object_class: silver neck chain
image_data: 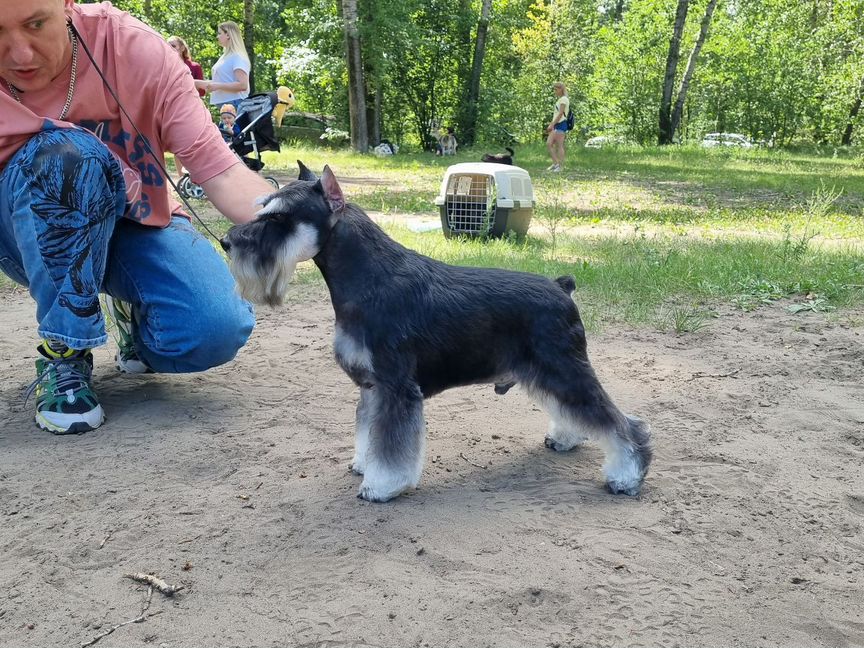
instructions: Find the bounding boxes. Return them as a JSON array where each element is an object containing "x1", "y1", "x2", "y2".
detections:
[{"x1": 5, "y1": 24, "x2": 78, "y2": 121}]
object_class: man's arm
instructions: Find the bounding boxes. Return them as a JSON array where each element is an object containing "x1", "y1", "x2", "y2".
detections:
[{"x1": 200, "y1": 161, "x2": 276, "y2": 225}]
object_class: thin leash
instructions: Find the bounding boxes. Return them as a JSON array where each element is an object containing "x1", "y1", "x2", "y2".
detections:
[{"x1": 68, "y1": 22, "x2": 223, "y2": 242}]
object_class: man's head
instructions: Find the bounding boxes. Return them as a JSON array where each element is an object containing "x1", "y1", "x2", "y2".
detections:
[{"x1": 0, "y1": 0, "x2": 75, "y2": 93}]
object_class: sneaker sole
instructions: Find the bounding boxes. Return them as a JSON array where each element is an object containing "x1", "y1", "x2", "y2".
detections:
[
  {"x1": 36, "y1": 407, "x2": 105, "y2": 435},
  {"x1": 115, "y1": 352, "x2": 153, "y2": 374}
]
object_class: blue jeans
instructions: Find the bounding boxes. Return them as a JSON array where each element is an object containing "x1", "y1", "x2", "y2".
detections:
[{"x1": 0, "y1": 128, "x2": 254, "y2": 373}]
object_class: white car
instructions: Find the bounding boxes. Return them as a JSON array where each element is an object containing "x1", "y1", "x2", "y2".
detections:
[
  {"x1": 585, "y1": 135, "x2": 627, "y2": 148},
  {"x1": 701, "y1": 132, "x2": 753, "y2": 148}
]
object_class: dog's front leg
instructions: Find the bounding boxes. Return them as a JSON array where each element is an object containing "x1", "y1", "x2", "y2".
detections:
[
  {"x1": 357, "y1": 381, "x2": 426, "y2": 503},
  {"x1": 350, "y1": 387, "x2": 373, "y2": 475}
]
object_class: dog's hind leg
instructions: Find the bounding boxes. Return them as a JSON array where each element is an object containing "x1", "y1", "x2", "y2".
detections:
[
  {"x1": 357, "y1": 381, "x2": 426, "y2": 503},
  {"x1": 525, "y1": 361, "x2": 652, "y2": 496},
  {"x1": 349, "y1": 387, "x2": 373, "y2": 475}
]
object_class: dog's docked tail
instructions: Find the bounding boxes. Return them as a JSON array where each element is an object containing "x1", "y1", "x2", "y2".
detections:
[{"x1": 554, "y1": 275, "x2": 575, "y2": 295}]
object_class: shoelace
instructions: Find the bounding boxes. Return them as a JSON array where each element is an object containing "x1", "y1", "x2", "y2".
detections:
[{"x1": 23, "y1": 355, "x2": 91, "y2": 405}]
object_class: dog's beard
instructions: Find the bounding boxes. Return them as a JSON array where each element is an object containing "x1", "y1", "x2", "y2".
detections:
[
  {"x1": 229, "y1": 223, "x2": 321, "y2": 307},
  {"x1": 231, "y1": 254, "x2": 296, "y2": 307}
]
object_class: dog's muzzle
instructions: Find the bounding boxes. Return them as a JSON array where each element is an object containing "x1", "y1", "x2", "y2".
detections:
[{"x1": 219, "y1": 237, "x2": 231, "y2": 253}]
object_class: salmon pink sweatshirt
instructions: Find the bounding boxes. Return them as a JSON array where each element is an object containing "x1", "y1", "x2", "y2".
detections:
[{"x1": 0, "y1": 2, "x2": 238, "y2": 227}]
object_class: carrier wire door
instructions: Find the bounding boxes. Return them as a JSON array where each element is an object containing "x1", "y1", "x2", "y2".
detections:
[{"x1": 445, "y1": 173, "x2": 498, "y2": 236}]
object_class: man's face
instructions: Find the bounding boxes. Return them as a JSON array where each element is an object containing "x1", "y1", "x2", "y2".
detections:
[{"x1": 0, "y1": 0, "x2": 74, "y2": 93}]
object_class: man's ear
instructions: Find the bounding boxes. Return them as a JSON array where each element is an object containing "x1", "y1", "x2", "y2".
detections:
[
  {"x1": 297, "y1": 160, "x2": 318, "y2": 181},
  {"x1": 320, "y1": 165, "x2": 345, "y2": 214}
]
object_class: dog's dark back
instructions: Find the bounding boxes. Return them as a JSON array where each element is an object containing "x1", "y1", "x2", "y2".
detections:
[{"x1": 481, "y1": 147, "x2": 514, "y2": 165}]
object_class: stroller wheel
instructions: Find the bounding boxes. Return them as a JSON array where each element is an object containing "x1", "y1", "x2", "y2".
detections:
[
  {"x1": 187, "y1": 181, "x2": 207, "y2": 199},
  {"x1": 265, "y1": 176, "x2": 280, "y2": 190},
  {"x1": 176, "y1": 174, "x2": 191, "y2": 200}
]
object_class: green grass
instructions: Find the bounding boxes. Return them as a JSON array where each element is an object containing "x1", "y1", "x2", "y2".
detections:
[
  {"x1": 3, "y1": 142, "x2": 863, "y2": 332},
  {"x1": 386, "y1": 226, "x2": 864, "y2": 331}
]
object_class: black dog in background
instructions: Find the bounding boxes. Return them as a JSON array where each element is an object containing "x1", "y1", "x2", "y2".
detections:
[
  {"x1": 220, "y1": 162, "x2": 652, "y2": 503},
  {"x1": 481, "y1": 147, "x2": 514, "y2": 164}
]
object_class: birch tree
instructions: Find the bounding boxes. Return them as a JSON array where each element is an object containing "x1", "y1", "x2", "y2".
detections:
[
  {"x1": 669, "y1": 0, "x2": 720, "y2": 139},
  {"x1": 658, "y1": 0, "x2": 690, "y2": 144}
]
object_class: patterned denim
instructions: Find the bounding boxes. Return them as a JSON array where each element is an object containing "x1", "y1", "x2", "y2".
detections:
[
  {"x1": 0, "y1": 128, "x2": 125, "y2": 348},
  {"x1": 0, "y1": 128, "x2": 255, "y2": 373}
]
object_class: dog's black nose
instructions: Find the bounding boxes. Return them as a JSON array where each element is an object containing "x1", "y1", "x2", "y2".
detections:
[{"x1": 219, "y1": 237, "x2": 231, "y2": 253}]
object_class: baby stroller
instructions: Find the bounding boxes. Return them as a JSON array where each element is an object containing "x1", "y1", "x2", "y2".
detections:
[{"x1": 177, "y1": 91, "x2": 283, "y2": 200}]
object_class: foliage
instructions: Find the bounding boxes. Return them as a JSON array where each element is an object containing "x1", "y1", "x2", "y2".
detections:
[{"x1": 104, "y1": 0, "x2": 864, "y2": 147}]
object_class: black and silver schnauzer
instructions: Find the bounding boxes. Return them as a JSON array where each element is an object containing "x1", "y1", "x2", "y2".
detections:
[{"x1": 220, "y1": 163, "x2": 652, "y2": 503}]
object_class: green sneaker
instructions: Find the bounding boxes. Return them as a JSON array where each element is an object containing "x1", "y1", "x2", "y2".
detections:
[
  {"x1": 103, "y1": 296, "x2": 152, "y2": 374},
  {"x1": 26, "y1": 340, "x2": 105, "y2": 434}
]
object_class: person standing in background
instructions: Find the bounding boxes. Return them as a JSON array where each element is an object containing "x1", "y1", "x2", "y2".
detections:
[
  {"x1": 167, "y1": 35, "x2": 205, "y2": 98},
  {"x1": 167, "y1": 35, "x2": 204, "y2": 178},
  {"x1": 195, "y1": 21, "x2": 250, "y2": 112},
  {"x1": 545, "y1": 82, "x2": 569, "y2": 172}
]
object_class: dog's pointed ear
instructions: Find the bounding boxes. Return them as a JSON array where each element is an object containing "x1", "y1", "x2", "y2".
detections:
[
  {"x1": 320, "y1": 165, "x2": 345, "y2": 214},
  {"x1": 297, "y1": 160, "x2": 318, "y2": 181}
]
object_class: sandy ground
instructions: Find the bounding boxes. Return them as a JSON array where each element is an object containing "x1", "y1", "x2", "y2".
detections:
[{"x1": 1, "y1": 280, "x2": 864, "y2": 648}]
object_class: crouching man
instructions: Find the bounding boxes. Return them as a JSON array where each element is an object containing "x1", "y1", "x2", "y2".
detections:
[{"x1": 0, "y1": 0, "x2": 275, "y2": 433}]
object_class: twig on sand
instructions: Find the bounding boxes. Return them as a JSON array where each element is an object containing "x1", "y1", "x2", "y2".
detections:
[
  {"x1": 98, "y1": 533, "x2": 111, "y2": 549},
  {"x1": 80, "y1": 587, "x2": 162, "y2": 648},
  {"x1": 459, "y1": 452, "x2": 486, "y2": 469},
  {"x1": 685, "y1": 368, "x2": 740, "y2": 381},
  {"x1": 123, "y1": 572, "x2": 183, "y2": 596}
]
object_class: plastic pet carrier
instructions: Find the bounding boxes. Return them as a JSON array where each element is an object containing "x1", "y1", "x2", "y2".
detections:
[{"x1": 434, "y1": 163, "x2": 535, "y2": 239}]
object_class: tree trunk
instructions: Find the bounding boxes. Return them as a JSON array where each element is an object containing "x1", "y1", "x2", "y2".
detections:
[
  {"x1": 373, "y1": 84, "x2": 383, "y2": 145},
  {"x1": 341, "y1": 0, "x2": 368, "y2": 152},
  {"x1": 658, "y1": 0, "x2": 690, "y2": 145},
  {"x1": 459, "y1": 0, "x2": 493, "y2": 147},
  {"x1": 841, "y1": 75, "x2": 864, "y2": 145},
  {"x1": 243, "y1": 0, "x2": 256, "y2": 94},
  {"x1": 669, "y1": 0, "x2": 719, "y2": 138}
]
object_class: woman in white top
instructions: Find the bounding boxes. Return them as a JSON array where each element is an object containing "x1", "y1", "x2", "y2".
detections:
[
  {"x1": 545, "y1": 81, "x2": 569, "y2": 172},
  {"x1": 195, "y1": 21, "x2": 250, "y2": 111}
]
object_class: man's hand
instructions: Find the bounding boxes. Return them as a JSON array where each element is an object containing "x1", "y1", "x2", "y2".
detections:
[{"x1": 200, "y1": 161, "x2": 277, "y2": 225}]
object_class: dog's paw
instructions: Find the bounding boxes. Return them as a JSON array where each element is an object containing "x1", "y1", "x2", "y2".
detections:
[
  {"x1": 606, "y1": 479, "x2": 643, "y2": 497},
  {"x1": 348, "y1": 458, "x2": 365, "y2": 475},
  {"x1": 544, "y1": 435, "x2": 586, "y2": 452},
  {"x1": 356, "y1": 470, "x2": 416, "y2": 503},
  {"x1": 356, "y1": 483, "x2": 402, "y2": 503}
]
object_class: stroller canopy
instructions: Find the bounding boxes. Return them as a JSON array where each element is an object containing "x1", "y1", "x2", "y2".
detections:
[{"x1": 233, "y1": 92, "x2": 281, "y2": 155}]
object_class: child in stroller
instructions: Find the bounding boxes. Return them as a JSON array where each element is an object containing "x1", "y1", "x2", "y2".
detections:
[
  {"x1": 218, "y1": 103, "x2": 241, "y2": 142},
  {"x1": 177, "y1": 91, "x2": 289, "y2": 200}
]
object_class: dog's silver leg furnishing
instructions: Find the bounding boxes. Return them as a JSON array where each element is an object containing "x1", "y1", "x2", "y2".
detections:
[
  {"x1": 357, "y1": 381, "x2": 426, "y2": 502},
  {"x1": 350, "y1": 386, "x2": 373, "y2": 475}
]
